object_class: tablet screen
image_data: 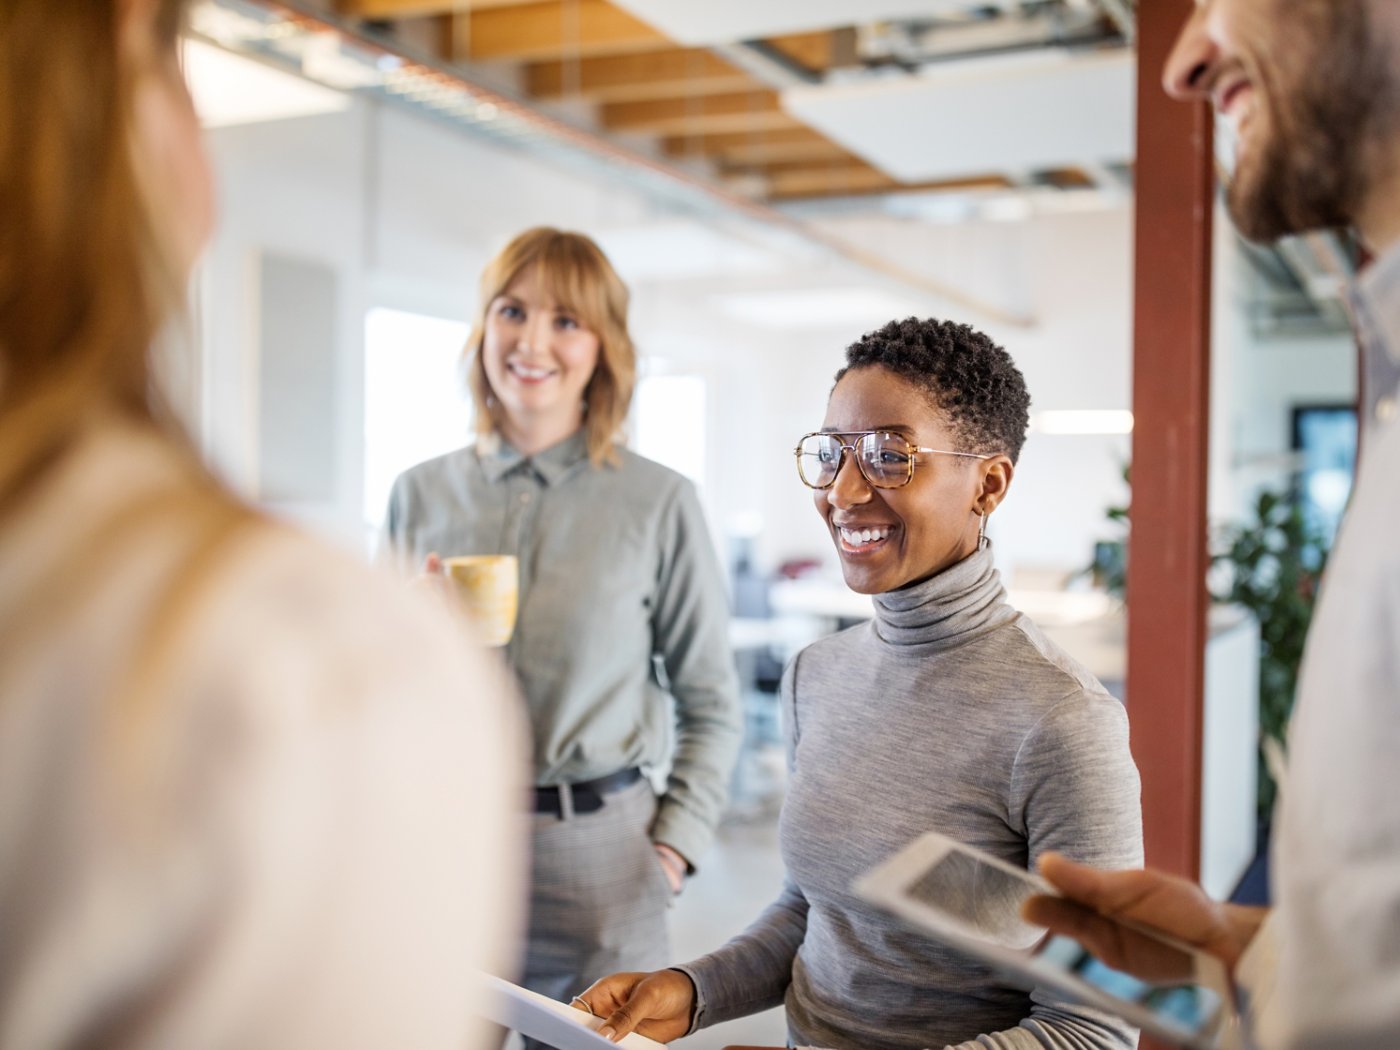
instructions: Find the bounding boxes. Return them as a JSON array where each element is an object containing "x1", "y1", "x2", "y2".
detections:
[
  {"x1": 904, "y1": 851, "x2": 1044, "y2": 946},
  {"x1": 903, "y1": 852, "x2": 1220, "y2": 1036},
  {"x1": 1031, "y1": 912, "x2": 1221, "y2": 1037}
]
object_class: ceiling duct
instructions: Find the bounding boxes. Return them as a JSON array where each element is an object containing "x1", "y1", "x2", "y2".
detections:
[{"x1": 852, "y1": 4, "x2": 1124, "y2": 70}]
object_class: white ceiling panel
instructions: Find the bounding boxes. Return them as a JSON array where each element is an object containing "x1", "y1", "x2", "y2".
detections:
[
  {"x1": 781, "y1": 51, "x2": 1135, "y2": 183},
  {"x1": 608, "y1": 0, "x2": 977, "y2": 46}
]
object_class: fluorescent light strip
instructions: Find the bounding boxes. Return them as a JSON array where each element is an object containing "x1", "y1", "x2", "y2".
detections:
[{"x1": 1032, "y1": 410, "x2": 1134, "y2": 436}]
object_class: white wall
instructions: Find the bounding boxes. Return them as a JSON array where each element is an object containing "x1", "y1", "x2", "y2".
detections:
[{"x1": 201, "y1": 105, "x2": 369, "y2": 541}]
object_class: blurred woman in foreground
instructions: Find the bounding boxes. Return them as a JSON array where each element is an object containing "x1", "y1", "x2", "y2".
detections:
[{"x1": 0, "y1": 2, "x2": 523, "y2": 1046}]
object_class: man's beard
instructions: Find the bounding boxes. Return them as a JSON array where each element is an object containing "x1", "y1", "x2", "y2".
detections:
[{"x1": 1227, "y1": 4, "x2": 1389, "y2": 242}]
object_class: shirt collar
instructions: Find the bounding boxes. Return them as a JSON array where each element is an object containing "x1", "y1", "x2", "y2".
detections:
[
  {"x1": 1352, "y1": 241, "x2": 1400, "y2": 369},
  {"x1": 476, "y1": 429, "x2": 591, "y2": 485}
]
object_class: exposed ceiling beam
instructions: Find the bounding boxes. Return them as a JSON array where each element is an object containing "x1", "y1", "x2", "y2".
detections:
[
  {"x1": 339, "y1": 0, "x2": 539, "y2": 16},
  {"x1": 601, "y1": 91, "x2": 796, "y2": 135},
  {"x1": 767, "y1": 170, "x2": 1011, "y2": 202},
  {"x1": 526, "y1": 48, "x2": 753, "y2": 102},
  {"x1": 712, "y1": 139, "x2": 852, "y2": 168},
  {"x1": 711, "y1": 40, "x2": 819, "y2": 88},
  {"x1": 764, "y1": 31, "x2": 839, "y2": 73},
  {"x1": 666, "y1": 126, "x2": 840, "y2": 158},
  {"x1": 441, "y1": 0, "x2": 667, "y2": 63},
  {"x1": 762, "y1": 161, "x2": 900, "y2": 200}
]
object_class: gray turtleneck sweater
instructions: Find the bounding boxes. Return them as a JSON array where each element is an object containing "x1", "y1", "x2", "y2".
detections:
[{"x1": 676, "y1": 547, "x2": 1143, "y2": 1050}]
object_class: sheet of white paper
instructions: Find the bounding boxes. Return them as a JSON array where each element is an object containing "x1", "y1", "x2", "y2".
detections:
[{"x1": 477, "y1": 974, "x2": 668, "y2": 1050}]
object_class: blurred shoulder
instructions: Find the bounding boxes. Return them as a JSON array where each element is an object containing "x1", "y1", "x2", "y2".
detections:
[{"x1": 184, "y1": 520, "x2": 518, "y2": 734}]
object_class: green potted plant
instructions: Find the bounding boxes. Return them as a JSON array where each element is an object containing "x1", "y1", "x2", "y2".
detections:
[
  {"x1": 1210, "y1": 486, "x2": 1329, "y2": 818},
  {"x1": 1086, "y1": 473, "x2": 1330, "y2": 819}
]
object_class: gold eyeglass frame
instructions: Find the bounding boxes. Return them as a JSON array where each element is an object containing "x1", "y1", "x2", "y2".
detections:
[{"x1": 793, "y1": 430, "x2": 992, "y2": 490}]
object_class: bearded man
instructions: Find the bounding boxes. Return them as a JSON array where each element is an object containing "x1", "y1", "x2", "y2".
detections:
[{"x1": 1028, "y1": 2, "x2": 1400, "y2": 1049}]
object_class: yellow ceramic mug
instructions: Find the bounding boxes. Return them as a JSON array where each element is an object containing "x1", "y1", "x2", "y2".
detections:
[{"x1": 443, "y1": 555, "x2": 518, "y2": 647}]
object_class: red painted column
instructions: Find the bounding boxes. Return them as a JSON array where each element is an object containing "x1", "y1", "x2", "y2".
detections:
[{"x1": 1128, "y1": 0, "x2": 1214, "y2": 904}]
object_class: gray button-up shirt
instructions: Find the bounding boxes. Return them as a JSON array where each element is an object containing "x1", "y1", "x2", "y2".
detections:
[{"x1": 383, "y1": 432, "x2": 742, "y2": 864}]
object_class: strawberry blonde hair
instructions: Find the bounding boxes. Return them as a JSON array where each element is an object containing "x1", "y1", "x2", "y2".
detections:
[
  {"x1": 0, "y1": 0, "x2": 253, "y2": 790},
  {"x1": 0, "y1": 0, "x2": 211, "y2": 505},
  {"x1": 466, "y1": 227, "x2": 636, "y2": 466}
]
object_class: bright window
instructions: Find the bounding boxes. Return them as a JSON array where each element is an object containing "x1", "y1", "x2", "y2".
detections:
[
  {"x1": 363, "y1": 308, "x2": 472, "y2": 535},
  {"x1": 634, "y1": 374, "x2": 706, "y2": 488}
]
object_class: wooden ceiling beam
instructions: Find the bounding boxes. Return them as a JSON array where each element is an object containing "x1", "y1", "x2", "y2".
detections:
[
  {"x1": 765, "y1": 166, "x2": 1010, "y2": 201},
  {"x1": 762, "y1": 161, "x2": 896, "y2": 199},
  {"x1": 710, "y1": 137, "x2": 853, "y2": 167},
  {"x1": 662, "y1": 126, "x2": 832, "y2": 156},
  {"x1": 340, "y1": 0, "x2": 538, "y2": 16},
  {"x1": 601, "y1": 91, "x2": 798, "y2": 135},
  {"x1": 439, "y1": 0, "x2": 668, "y2": 63},
  {"x1": 526, "y1": 49, "x2": 754, "y2": 102},
  {"x1": 764, "y1": 31, "x2": 838, "y2": 73}
]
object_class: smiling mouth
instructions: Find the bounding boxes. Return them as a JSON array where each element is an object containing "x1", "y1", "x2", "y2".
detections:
[
  {"x1": 1215, "y1": 79, "x2": 1254, "y2": 125},
  {"x1": 508, "y1": 361, "x2": 557, "y2": 383},
  {"x1": 837, "y1": 525, "x2": 893, "y2": 554}
]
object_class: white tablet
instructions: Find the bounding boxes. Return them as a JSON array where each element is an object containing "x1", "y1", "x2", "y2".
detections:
[
  {"x1": 477, "y1": 974, "x2": 669, "y2": 1050},
  {"x1": 854, "y1": 831, "x2": 1241, "y2": 1050}
]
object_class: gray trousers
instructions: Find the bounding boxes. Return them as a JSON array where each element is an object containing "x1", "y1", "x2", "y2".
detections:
[{"x1": 523, "y1": 777, "x2": 673, "y2": 1012}]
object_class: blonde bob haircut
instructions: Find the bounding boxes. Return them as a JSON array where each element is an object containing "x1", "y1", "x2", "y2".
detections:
[{"x1": 466, "y1": 227, "x2": 635, "y2": 467}]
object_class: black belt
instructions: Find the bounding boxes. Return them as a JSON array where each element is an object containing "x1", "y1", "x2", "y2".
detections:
[{"x1": 533, "y1": 767, "x2": 643, "y2": 817}]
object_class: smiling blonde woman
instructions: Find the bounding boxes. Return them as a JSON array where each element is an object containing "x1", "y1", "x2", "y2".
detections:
[{"x1": 382, "y1": 227, "x2": 742, "y2": 1031}]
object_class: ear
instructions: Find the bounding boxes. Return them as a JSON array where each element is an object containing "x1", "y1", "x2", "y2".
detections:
[{"x1": 976, "y1": 455, "x2": 1014, "y2": 516}]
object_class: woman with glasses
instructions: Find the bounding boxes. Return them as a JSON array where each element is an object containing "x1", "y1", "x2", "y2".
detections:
[
  {"x1": 0, "y1": 1, "x2": 522, "y2": 1044},
  {"x1": 381, "y1": 228, "x2": 742, "y2": 1021},
  {"x1": 576, "y1": 317, "x2": 1143, "y2": 1050}
]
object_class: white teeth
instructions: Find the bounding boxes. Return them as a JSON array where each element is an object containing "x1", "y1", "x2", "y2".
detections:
[
  {"x1": 841, "y1": 526, "x2": 890, "y2": 546},
  {"x1": 511, "y1": 362, "x2": 552, "y2": 379}
]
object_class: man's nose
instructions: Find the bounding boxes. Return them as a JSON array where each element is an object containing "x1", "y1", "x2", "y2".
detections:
[{"x1": 1162, "y1": 5, "x2": 1217, "y2": 102}]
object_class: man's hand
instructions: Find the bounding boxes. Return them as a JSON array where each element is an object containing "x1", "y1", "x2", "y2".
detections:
[{"x1": 1023, "y1": 852, "x2": 1267, "y2": 975}]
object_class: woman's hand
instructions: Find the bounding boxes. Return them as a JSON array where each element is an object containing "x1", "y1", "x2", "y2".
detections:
[
  {"x1": 653, "y1": 843, "x2": 688, "y2": 895},
  {"x1": 411, "y1": 552, "x2": 448, "y2": 598},
  {"x1": 572, "y1": 968, "x2": 696, "y2": 1043},
  {"x1": 1023, "y1": 852, "x2": 1268, "y2": 975}
]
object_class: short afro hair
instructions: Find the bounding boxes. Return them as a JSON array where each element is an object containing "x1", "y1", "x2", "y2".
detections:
[{"x1": 835, "y1": 317, "x2": 1031, "y2": 464}]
